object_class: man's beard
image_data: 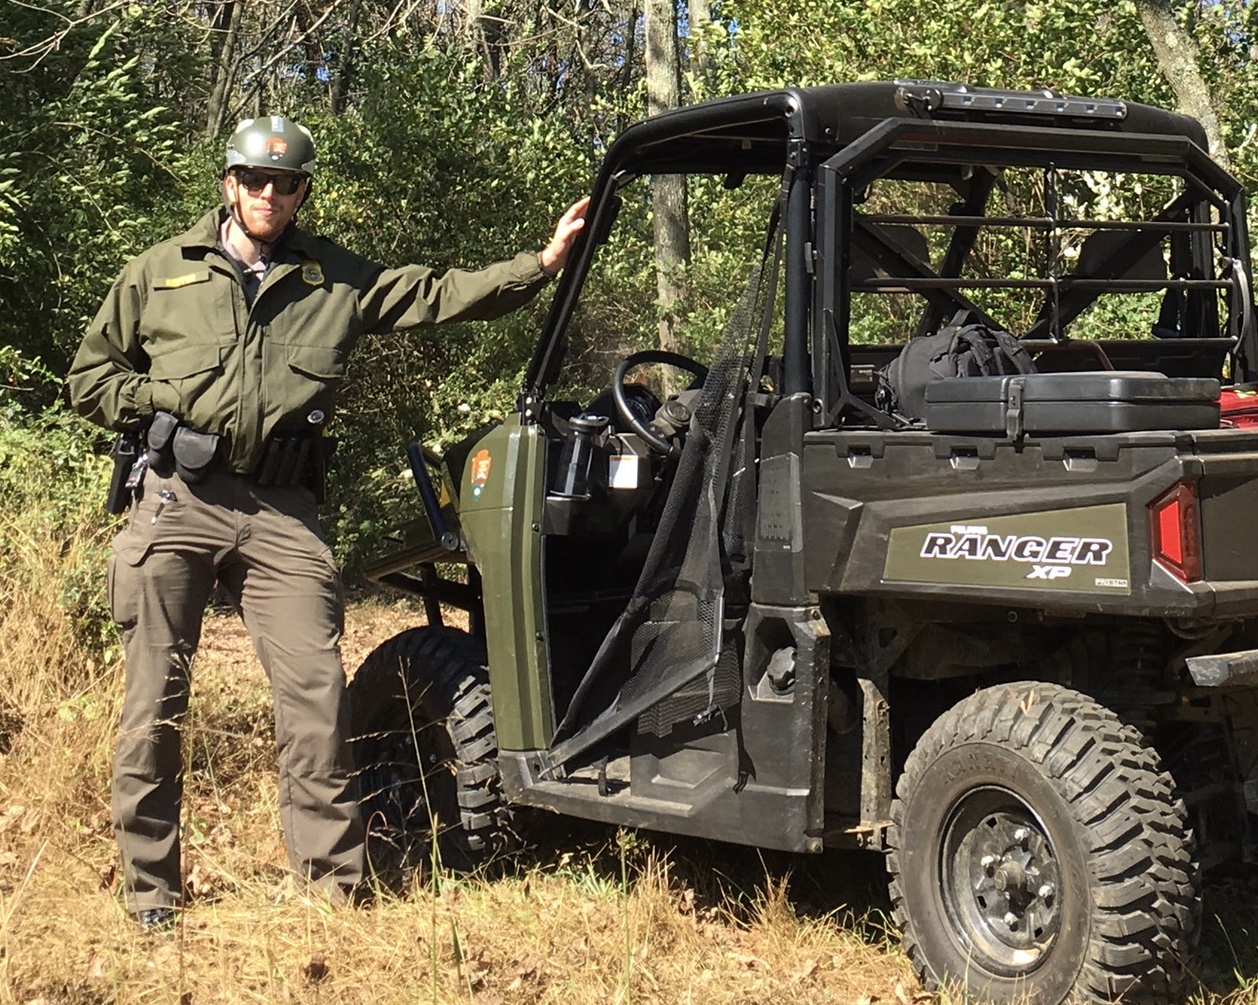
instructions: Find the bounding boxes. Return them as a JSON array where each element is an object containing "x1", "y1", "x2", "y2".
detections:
[{"x1": 247, "y1": 211, "x2": 287, "y2": 243}]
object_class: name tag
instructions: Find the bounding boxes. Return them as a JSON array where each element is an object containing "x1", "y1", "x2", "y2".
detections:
[{"x1": 158, "y1": 271, "x2": 209, "y2": 289}]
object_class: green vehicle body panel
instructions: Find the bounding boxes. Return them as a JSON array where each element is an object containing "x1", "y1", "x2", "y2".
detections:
[{"x1": 454, "y1": 417, "x2": 553, "y2": 749}]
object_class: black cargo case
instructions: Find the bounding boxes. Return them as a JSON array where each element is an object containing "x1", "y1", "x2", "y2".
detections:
[{"x1": 923, "y1": 371, "x2": 1221, "y2": 436}]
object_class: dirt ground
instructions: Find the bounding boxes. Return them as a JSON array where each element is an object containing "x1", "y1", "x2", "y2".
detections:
[{"x1": 197, "y1": 592, "x2": 434, "y2": 681}]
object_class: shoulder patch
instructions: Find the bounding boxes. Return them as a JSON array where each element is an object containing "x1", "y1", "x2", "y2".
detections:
[{"x1": 301, "y1": 260, "x2": 325, "y2": 286}]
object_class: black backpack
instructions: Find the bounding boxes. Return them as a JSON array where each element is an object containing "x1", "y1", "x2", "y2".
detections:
[{"x1": 878, "y1": 311, "x2": 1035, "y2": 421}]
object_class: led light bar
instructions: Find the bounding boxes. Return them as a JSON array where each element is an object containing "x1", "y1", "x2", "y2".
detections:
[{"x1": 897, "y1": 81, "x2": 1127, "y2": 120}]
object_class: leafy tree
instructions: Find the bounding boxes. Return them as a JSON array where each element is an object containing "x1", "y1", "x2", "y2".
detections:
[
  {"x1": 5, "y1": 0, "x2": 1258, "y2": 578},
  {"x1": 0, "y1": 4, "x2": 192, "y2": 388}
]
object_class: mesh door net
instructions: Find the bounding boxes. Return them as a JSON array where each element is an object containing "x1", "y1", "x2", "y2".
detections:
[{"x1": 546, "y1": 259, "x2": 772, "y2": 771}]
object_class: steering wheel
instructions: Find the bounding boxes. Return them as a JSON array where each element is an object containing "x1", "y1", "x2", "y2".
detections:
[{"x1": 611, "y1": 350, "x2": 709, "y2": 457}]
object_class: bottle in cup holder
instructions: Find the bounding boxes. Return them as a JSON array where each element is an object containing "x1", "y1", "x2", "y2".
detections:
[{"x1": 553, "y1": 413, "x2": 610, "y2": 499}]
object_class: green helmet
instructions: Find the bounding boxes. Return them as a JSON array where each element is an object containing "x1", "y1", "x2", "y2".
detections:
[{"x1": 224, "y1": 116, "x2": 316, "y2": 176}]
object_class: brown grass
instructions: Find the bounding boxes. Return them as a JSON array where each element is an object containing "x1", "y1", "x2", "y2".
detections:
[
  {"x1": 2, "y1": 578, "x2": 1257, "y2": 1004},
  {"x1": 0, "y1": 591, "x2": 922, "y2": 1005}
]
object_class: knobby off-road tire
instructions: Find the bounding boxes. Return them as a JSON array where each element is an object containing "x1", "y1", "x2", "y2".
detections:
[
  {"x1": 348, "y1": 627, "x2": 513, "y2": 880},
  {"x1": 888, "y1": 682, "x2": 1199, "y2": 1005}
]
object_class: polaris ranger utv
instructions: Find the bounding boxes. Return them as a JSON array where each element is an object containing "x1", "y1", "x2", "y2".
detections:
[{"x1": 349, "y1": 81, "x2": 1258, "y2": 1004}]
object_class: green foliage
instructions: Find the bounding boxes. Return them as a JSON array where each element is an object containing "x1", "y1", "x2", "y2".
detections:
[
  {"x1": 1, "y1": 0, "x2": 1257, "y2": 582},
  {"x1": 0, "y1": 346, "x2": 60, "y2": 415},
  {"x1": 721, "y1": 0, "x2": 1166, "y2": 101},
  {"x1": 285, "y1": 44, "x2": 598, "y2": 565},
  {"x1": 0, "y1": 403, "x2": 116, "y2": 655},
  {"x1": 1189, "y1": 0, "x2": 1258, "y2": 188},
  {"x1": 0, "y1": 2, "x2": 196, "y2": 393}
]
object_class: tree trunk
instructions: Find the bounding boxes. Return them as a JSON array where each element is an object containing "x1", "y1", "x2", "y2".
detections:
[
  {"x1": 686, "y1": 0, "x2": 713, "y2": 96},
  {"x1": 203, "y1": 0, "x2": 240, "y2": 140},
  {"x1": 331, "y1": 0, "x2": 363, "y2": 114},
  {"x1": 1137, "y1": 0, "x2": 1229, "y2": 170},
  {"x1": 645, "y1": 0, "x2": 689, "y2": 367},
  {"x1": 616, "y1": 1, "x2": 640, "y2": 135}
]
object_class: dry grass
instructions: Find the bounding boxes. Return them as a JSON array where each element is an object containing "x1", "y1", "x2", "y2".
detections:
[
  {"x1": 0, "y1": 590, "x2": 922, "y2": 1005},
  {"x1": 2, "y1": 574, "x2": 1257, "y2": 1004}
]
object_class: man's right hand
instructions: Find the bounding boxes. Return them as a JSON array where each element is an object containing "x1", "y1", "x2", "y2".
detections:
[{"x1": 539, "y1": 196, "x2": 591, "y2": 276}]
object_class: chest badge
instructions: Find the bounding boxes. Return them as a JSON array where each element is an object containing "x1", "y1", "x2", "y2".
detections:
[
  {"x1": 470, "y1": 448, "x2": 493, "y2": 499},
  {"x1": 301, "y1": 260, "x2": 325, "y2": 286}
]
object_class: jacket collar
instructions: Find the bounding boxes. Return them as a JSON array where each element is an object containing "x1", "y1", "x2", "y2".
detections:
[{"x1": 177, "y1": 208, "x2": 319, "y2": 263}]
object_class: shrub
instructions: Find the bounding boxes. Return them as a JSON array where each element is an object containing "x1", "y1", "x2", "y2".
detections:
[{"x1": 0, "y1": 399, "x2": 118, "y2": 707}]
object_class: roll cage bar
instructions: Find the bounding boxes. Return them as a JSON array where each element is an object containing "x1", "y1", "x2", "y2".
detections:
[{"x1": 521, "y1": 81, "x2": 1256, "y2": 421}]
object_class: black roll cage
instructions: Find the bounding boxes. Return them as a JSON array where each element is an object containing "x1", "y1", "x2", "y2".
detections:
[
  {"x1": 521, "y1": 82, "x2": 1257, "y2": 425},
  {"x1": 815, "y1": 118, "x2": 1255, "y2": 422}
]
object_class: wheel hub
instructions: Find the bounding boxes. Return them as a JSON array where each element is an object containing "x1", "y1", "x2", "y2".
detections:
[
  {"x1": 942, "y1": 790, "x2": 1062, "y2": 974},
  {"x1": 992, "y1": 859, "x2": 1027, "y2": 893}
]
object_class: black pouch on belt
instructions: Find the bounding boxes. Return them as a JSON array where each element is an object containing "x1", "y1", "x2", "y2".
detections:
[
  {"x1": 255, "y1": 432, "x2": 335, "y2": 501},
  {"x1": 310, "y1": 436, "x2": 336, "y2": 503},
  {"x1": 172, "y1": 426, "x2": 221, "y2": 483},
  {"x1": 146, "y1": 411, "x2": 179, "y2": 475}
]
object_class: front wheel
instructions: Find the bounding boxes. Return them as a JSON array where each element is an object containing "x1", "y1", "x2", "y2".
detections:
[
  {"x1": 888, "y1": 683, "x2": 1199, "y2": 1004},
  {"x1": 348, "y1": 627, "x2": 513, "y2": 881}
]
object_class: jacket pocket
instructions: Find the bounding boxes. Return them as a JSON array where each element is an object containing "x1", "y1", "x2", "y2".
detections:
[
  {"x1": 143, "y1": 270, "x2": 235, "y2": 346},
  {"x1": 149, "y1": 343, "x2": 226, "y2": 381},
  {"x1": 147, "y1": 343, "x2": 227, "y2": 417},
  {"x1": 261, "y1": 343, "x2": 346, "y2": 424},
  {"x1": 283, "y1": 344, "x2": 347, "y2": 381}
]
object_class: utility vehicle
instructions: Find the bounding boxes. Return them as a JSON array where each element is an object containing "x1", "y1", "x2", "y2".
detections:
[{"x1": 349, "y1": 81, "x2": 1258, "y2": 1004}]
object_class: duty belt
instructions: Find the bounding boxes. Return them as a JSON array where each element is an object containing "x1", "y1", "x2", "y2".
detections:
[
  {"x1": 253, "y1": 431, "x2": 336, "y2": 502},
  {"x1": 146, "y1": 411, "x2": 220, "y2": 484},
  {"x1": 104, "y1": 415, "x2": 334, "y2": 513},
  {"x1": 103, "y1": 411, "x2": 221, "y2": 513}
]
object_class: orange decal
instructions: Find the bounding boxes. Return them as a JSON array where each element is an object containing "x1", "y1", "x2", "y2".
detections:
[{"x1": 470, "y1": 448, "x2": 492, "y2": 498}]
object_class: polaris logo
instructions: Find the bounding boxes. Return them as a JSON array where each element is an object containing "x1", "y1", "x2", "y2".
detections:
[{"x1": 919, "y1": 526, "x2": 1114, "y2": 573}]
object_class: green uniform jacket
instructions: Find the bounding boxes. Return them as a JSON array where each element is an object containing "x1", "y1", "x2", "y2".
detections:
[{"x1": 68, "y1": 208, "x2": 551, "y2": 473}]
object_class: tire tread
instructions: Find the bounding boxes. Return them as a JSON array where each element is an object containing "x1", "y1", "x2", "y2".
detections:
[
  {"x1": 887, "y1": 682, "x2": 1200, "y2": 1004},
  {"x1": 348, "y1": 626, "x2": 513, "y2": 873}
]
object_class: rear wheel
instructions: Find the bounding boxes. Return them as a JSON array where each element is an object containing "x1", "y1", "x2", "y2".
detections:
[
  {"x1": 888, "y1": 682, "x2": 1199, "y2": 1004},
  {"x1": 348, "y1": 627, "x2": 512, "y2": 881}
]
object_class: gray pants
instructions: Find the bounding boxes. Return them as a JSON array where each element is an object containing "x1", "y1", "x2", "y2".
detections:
[{"x1": 107, "y1": 466, "x2": 364, "y2": 912}]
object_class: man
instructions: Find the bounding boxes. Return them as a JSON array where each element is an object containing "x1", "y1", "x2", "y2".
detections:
[{"x1": 67, "y1": 115, "x2": 587, "y2": 930}]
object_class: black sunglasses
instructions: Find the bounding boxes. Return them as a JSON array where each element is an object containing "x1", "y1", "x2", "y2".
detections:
[{"x1": 234, "y1": 169, "x2": 304, "y2": 196}]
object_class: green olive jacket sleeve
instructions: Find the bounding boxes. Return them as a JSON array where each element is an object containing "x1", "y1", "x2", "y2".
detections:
[{"x1": 68, "y1": 209, "x2": 552, "y2": 473}]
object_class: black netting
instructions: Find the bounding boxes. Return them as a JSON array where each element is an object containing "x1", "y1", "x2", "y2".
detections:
[
  {"x1": 636, "y1": 639, "x2": 742, "y2": 738},
  {"x1": 549, "y1": 256, "x2": 773, "y2": 765}
]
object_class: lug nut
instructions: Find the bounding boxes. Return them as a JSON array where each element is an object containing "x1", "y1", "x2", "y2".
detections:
[
  {"x1": 1003, "y1": 912, "x2": 1019, "y2": 929},
  {"x1": 1013, "y1": 827, "x2": 1031, "y2": 846},
  {"x1": 1038, "y1": 883, "x2": 1054, "y2": 900},
  {"x1": 981, "y1": 854, "x2": 997, "y2": 872}
]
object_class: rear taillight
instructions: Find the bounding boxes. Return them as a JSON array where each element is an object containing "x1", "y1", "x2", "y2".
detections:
[{"x1": 1150, "y1": 481, "x2": 1202, "y2": 582}]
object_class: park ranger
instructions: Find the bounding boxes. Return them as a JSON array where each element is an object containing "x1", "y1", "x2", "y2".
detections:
[{"x1": 67, "y1": 115, "x2": 587, "y2": 931}]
